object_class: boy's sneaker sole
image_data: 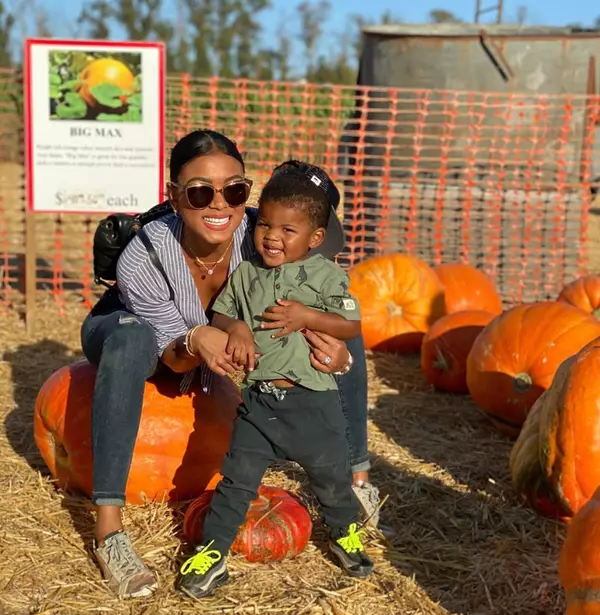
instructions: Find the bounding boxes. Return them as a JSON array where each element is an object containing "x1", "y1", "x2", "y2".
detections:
[
  {"x1": 176, "y1": 567, "x2": 229, "y2": 599},
  {"x1": 329, "y1": 541, "x2": 374, "y2": 578}
]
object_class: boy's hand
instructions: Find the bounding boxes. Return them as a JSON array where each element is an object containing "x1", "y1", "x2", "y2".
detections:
[
  {"x1": 260, "y1": 299, "x2": 314, "y2": 338},
  {"x1": 226, "y1": 321, "x2": 256, "y2": 371}
]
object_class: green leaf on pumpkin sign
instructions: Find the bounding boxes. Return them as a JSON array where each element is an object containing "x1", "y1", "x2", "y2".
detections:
[
  {"x1": 97, "y1": 113, "x2": 122, "y2": 121},
  {"x1": 49, "y1": 85, "x2": 61, "y2": 99},
  {"x1": 56, "y1": 102, "x2": 86, "y2": 120},
  {"x1": 90, "y1": 83, "x2": 125, "y2": 108},
  {"x1": 121, "y1": 106, "x2": 141, "y2": 122},
  {"x1": 55, "y1": 92, "x2": 87, "y2": 120},
  {"x1": 128, "y1": 93, "x2": 141, "y2": 108},
  {"x1": 59, "y1": 80, "x2": 79, "y2": 91},
  {"x1": 64, "y1": 92, "x2": 85, "y2": 108},
  {"x1": 49, "y1": 73, "x2": 61, "y2": 85}
]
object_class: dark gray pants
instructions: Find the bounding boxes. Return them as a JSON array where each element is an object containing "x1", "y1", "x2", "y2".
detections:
[{"x1": 202, "y1": 384, "x2": 361, "y2": 554}]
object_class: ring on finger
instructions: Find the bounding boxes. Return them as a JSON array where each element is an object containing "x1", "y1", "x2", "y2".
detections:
[{"x1": 322, "y1": 354, "x2": 332, "y2": 365}]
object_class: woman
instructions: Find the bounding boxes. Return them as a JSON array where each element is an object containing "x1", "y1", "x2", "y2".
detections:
[{"x1": 80, "y1": 129, "x2": 379, "y2": 600}]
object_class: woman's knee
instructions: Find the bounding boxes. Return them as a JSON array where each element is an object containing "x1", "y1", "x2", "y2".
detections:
[{"x1": 103, "y1": 315, "x2": 157, "y2": 363}]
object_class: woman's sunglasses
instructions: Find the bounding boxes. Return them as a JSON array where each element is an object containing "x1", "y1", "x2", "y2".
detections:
[{"x1": 171, "y1": 178, "x2": 253, "y2": 210}]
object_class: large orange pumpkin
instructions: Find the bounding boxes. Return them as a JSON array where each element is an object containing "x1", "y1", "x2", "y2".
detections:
[
  {"x1": 183, "y1": 485, "x2": 312, "y2": 563},
  {"x1": 559, "y1": 486, "x2": 600, "y2": 614},
  {"x1": 421, "y1": 310, "x2": 495, "y2": 394},
  {"x1": 466, "y1": 302, "x2": 600, "y2": 436},
  {"x1": 434, "y1": 263, "x2": 503, "y2": 315},
  {"x1": 558, "y1": 275, "x2": 600, "y2": 319},
  {"x1": 510, "y1": 339, "x2": 600, "y2": 521},
  {"x1": 348, "y1": 254, "x2": 446, "y2": 353},
  {"x1": 34, "y1": 359, "x2": 240, "y2": 504}
]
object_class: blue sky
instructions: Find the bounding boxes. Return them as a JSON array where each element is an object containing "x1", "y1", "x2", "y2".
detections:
[{"x1": 28, "y1": 0, "x2": 600, "y2": 53}]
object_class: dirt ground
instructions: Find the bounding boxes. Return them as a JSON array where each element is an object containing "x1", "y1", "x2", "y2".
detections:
[{"x1": 0, "y1": 300, "x2": 566, "y2": 615}]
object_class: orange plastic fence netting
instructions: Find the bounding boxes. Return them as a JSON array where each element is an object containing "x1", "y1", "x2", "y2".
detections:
[{"x1": 1, "y1": 71, "x2": 599, "y2": 312}]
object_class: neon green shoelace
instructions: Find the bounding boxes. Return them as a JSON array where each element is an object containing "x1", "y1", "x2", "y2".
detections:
[
  {"x1": 180, "y1": 541, "x2": 222, "y2": 576},
  {"x1": 336, "y1": 523, "x2": 366, "y2": 554}
]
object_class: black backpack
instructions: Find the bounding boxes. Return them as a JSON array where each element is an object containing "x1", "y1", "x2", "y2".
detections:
[{"x1": 92, "y1": 200, "x2": 174, "y2": 287}]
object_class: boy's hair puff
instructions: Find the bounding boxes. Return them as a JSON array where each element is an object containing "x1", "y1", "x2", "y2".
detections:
[{"x1": 258, "y1": 164, "x2": 331, "y2": 229}]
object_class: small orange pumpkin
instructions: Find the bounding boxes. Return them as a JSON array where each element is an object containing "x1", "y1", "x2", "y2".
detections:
[
  {"x1": 34, "y1": 360, "x2": 240, "y2": 504},
  {"x1": 466, "y1": 302, "x2": 600, "y2": 436},
  {"x1": 434, "y1": 263, "x2": 503, "y2": 315},
  {"x1": 421, "y1": 310, "x2": 495, "y2": 394},
  {"x1": 559, "y1": 485, "x2": 600, "y2": 613},
  {"x1": 348, "y1": 254, "x2": 446, "y2": 353},
  {"x1": 558, "y1": 275, "x2": 600, "y2": 318},
  {"x1": 183, "y1": 485, "x2": 312, "y2": 562}
]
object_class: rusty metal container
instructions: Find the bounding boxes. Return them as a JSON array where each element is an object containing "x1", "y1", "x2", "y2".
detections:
[
  {"x1": 338, "y1": 24, "x2": 600, "y2": 301},
  {"x1": 354, "y1": 23, "x2": 600, "y2": 183}
]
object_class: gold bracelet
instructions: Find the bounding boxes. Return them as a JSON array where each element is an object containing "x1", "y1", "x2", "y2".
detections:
[{"x1": 184, "y1": 325, "x2": 203, "y2": 356}]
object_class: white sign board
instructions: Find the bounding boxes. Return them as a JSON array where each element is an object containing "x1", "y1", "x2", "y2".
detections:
[{"x1": 25, "y1": 38, "x2": 165, "y2": 213}]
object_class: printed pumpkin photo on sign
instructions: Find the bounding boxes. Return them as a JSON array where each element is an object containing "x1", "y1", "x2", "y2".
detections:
[{"x1": 48, "y1": 50, "x2": 142, "y2": 122}]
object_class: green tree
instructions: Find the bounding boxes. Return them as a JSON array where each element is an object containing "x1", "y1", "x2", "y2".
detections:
[
  {"x1": 113, "y1": 0, "x2": 177, "y2": 71},
  {"x1": 34, "y1": 4, "x2": 52, "y2": 37},
  {"x1": 77, "y1": 0, "x2": 112, "y2": 39},
  {"x1": 233, "y1": 0, "x2": 270, "y2": 78},
  {"x1": 297, "y1": 0, "x2": 331, "y2": 77},
  {"x1": 79, "y1": 0, "x2": 180, "y2": 70},
  {"x1": 429, "y1": 9, "x2": 463, "y2": 23},
  {"x1": 275, "y1": 14, "x2": 292, "y2": 80},
  {"x1": 351, "y1": 10, "x2": 399, "y2": 62},
  {"x1": 184, "y1": 0, "x2": 213, "y2": 76},
  {"x1": 0, "y1": 1, "x2": 13, "y2": 67},
  {"x1": 185, "y1": 0, "x2": 271, "y2": 78}
]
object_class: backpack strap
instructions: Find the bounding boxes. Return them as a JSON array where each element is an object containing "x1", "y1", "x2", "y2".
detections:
[{"x1": 136, "y1": 227, "x2": 175, "y2": 302}]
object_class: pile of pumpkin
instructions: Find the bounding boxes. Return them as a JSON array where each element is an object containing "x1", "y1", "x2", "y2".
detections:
[{"x1": 349, "y1": 255, "x2": 600, "y2": 612}]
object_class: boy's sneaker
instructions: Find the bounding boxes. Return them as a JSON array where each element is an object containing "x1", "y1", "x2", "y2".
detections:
[
  {"x1": 93, "y1": 530, "x2": 158, "y2": 599},
  {"x1": 353, "y1": 481, "x2": 381, "y2": 527},
  {"x1": 329, "y1": 523, "x2": 374, "y2": 578},
  {"x1": 175, "y1": 541, "x2": 229, "y2": 600}
]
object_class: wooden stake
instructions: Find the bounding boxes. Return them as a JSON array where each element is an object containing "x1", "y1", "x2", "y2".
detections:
[{"x1": 25, "y1": 210, "x2": 36, "y2": 336}]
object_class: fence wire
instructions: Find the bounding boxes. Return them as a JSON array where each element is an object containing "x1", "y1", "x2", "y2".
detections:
[{"x1": 1, "y1": 71, "x2": 599, "y2": 311}]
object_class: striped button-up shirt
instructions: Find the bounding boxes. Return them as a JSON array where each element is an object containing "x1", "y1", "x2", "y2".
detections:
[{"x1": 116, "y1": 210, "x2": 256, "y2": 394}]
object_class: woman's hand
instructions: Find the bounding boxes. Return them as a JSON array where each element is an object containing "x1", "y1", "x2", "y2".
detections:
[
  {"x1": 192, "y1": 325, "x2": 240, "y2": 376},
  {"x1": 302, "y1": 330, "x2": 350, "y2": 374}
]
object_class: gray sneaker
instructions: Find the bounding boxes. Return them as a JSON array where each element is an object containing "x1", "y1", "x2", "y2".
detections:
[
  {"x1": 353, "y1": 482, "x2": 381, "y2": 528},
  {"x1": 93, "y1": 530, "x2": 158, "y2": 599}
]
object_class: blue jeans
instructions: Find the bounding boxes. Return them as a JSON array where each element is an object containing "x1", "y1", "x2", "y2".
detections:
[{"x1": 80, "y1": 306, "x2": 370, "y2": 507}]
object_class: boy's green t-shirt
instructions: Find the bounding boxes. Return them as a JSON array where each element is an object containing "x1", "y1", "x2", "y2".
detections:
[{"x1": 212, "y1": 254, "x2": 361, "y2": 391}]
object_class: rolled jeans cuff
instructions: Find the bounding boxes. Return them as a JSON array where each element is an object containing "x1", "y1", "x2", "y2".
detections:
[
  {"x1": 92, "y1": 493, "x2": 126, "y2": 507},
  {"x1": 351, "y1": 459, "x2": 371, "y2": 474}
]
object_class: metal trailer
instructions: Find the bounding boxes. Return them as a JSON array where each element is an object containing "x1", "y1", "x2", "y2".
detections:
[{"x1": 338, "y1": 24, "x2": 600, "y2": 300}]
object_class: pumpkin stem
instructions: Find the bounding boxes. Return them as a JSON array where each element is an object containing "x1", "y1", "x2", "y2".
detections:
[
  {"x1": 513, "y1": 372, "x2": 533, "y2": 393},
  {"x1": 432, "y1": 344, "x2": 450, "y2": 372},
  {"x1": 593, "y1": 307, "x2": 600, "y2": 319},
  {"x1": 387, "y1": 302, "x2": 403, "y2": 318}
]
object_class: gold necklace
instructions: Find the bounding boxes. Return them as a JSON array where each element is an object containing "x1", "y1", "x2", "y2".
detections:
[{"x1": 185, "y1": 236, "x2": 235, "y2": 276}]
